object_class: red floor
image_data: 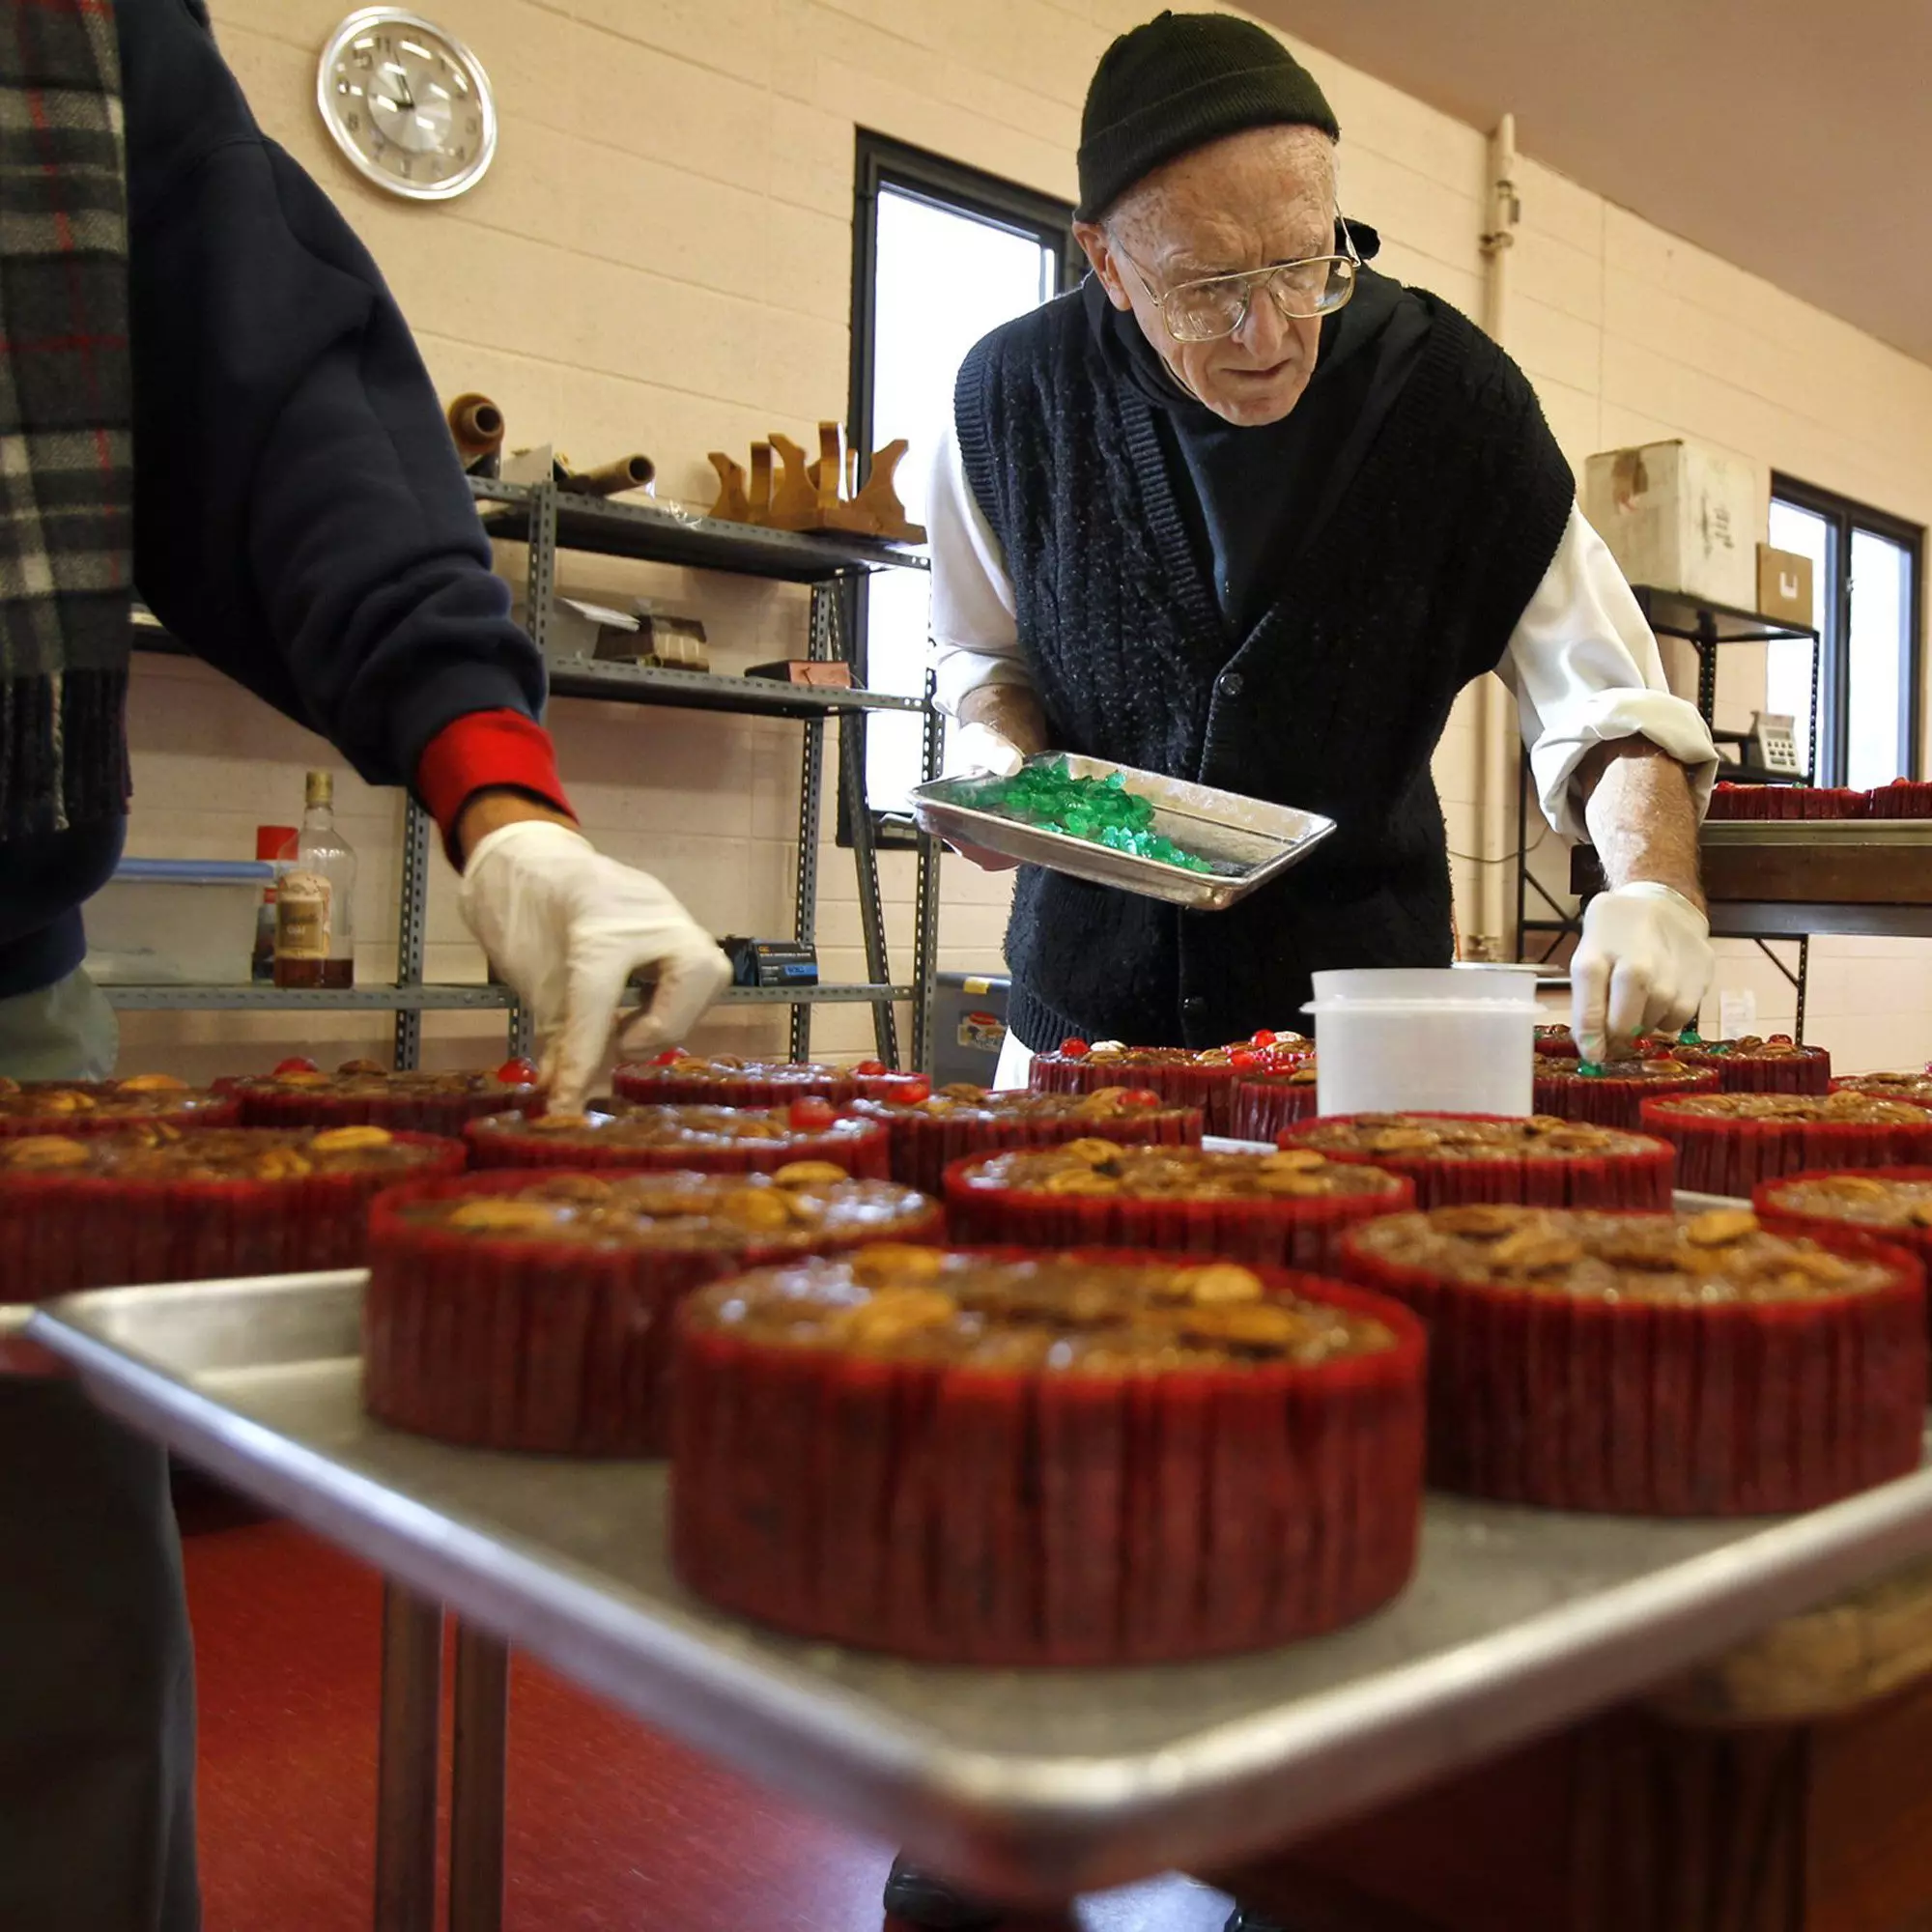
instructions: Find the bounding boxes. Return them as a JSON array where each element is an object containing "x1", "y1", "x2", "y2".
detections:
[{"x1": 183, "y1": 1514, "x2": 1240, "y2": 1931}]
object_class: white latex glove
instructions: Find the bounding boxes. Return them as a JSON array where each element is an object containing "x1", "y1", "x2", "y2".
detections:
[
  {"x1": 1571, "y1": 881, "x2": 1714, "y2": 1063},
  {"x1": 458, "y1": 820, "x2": 732, "y2": 1113},
  {"x1": 941, "y1": 722, "x2": 1027, "y2": 870},
  {"x1": 949, "y1": 720, "x2": 1026, "y2": 779}
]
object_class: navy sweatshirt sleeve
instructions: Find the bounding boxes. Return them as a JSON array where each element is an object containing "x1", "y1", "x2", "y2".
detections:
[{"x1": 116, "y1": 0, "x2": 546, "y2": 787}]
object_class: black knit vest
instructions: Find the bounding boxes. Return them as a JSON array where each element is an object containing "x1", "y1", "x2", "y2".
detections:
[{"x1": 954, "y1": 287, "x2": 1576, "y2": 1052}]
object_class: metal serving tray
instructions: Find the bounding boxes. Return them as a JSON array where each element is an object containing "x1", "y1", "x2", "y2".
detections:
[
  {"x1": 32, "y1": 1271, "x2": 1932, "y2": 1902},
  {"x1": 910, "y1": 754, "x2": 1335, "y2": 912}
]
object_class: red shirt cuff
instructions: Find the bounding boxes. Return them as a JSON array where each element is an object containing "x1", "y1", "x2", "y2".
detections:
[{"x1": 415, "y1": 710, "x2": 576, "y2": 856}]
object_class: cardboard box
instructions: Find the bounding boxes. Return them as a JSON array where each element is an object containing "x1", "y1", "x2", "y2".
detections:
[
  {"x1": 1756, "y1": 543, "x2": 1815, "y2": 627},
  {"x1": 1582, "y1": 440, "x2": 1760, "y2": 609}
]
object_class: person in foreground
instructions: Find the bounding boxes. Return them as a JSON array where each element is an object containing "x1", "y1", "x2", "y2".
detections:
[
  {"x1": 0, "y1": 3, "x2": 726, "y2": 1925},
  {"x1": 890, "y1": 13, "x2": 1717, "y2": 1932}
]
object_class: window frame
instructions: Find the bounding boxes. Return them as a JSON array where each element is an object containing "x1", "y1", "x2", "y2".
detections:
[
  {"x1": 839, "y1": 131, "x2": 1080, "y2": 847},
  {"x1": 1771, "y1": 472, "x2": 1923, "y2": 787}
]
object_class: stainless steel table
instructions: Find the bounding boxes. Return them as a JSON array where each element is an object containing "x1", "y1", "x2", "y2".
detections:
[{"x1": 30, "y1": 1266, "x2": 1932, "y2": 1917}]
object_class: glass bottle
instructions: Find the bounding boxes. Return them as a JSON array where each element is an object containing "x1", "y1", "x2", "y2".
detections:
[{"x1": 273, "y1": 771, "x2": 356, "y2": 988}]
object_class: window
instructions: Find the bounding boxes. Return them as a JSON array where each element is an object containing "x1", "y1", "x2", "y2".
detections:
[
  {"x1": 1766, "y1": 477, "x2": 1921, "y2": 787},
  {"x1": 846, "y1": 134, "x2": 1077, "y2": 836}
]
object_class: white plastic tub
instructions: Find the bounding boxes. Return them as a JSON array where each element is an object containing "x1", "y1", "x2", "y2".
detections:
[
  {"x1": 84, "y1": 859, "x2": 273, "y2": 985},
  {"x1": 1304, "y1": 966, "x2": 1540, "y2": 1118}
]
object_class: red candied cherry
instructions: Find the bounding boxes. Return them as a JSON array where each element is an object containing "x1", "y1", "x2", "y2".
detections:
[
  {"x1": 896, "y1": 1076, "x2": 933, "y2": 1103},
  {"x1": 651, "y1": 1047, "x2": 684, "y2": 1066},
  {"x1": 788, "y1": 1097, "x2": 838, "y2": 1131},
  {"x1": 1059, "y1": 1037, "x2": 1091, "y2": 1059},
  {"x1": 1768, "y1": 1034, "x2": 1794, "y2": 1045},
  {"x1": 854, "y1": 1059, "x2": 888, "y2": 1076},
  {"x1": 272, "y1": 1057, "x2": 319, "y2": 1077},
  {"x1": 1228, "y1": 1049, "x2": 1261, "y2": 1070},
  {"x1": 1124, "y1": 1088, "x2": 1164, "y2": 1108},
  {"x1": 1250, "y1": 1029, "x2": 1277, "y2": 1048},
  {"x1": 495, "y1": 1057, "x2": 539, "y2": 1087}
]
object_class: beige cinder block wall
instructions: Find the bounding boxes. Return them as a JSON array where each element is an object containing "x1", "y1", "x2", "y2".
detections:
[{"x1": 119, "y1": 0, "x2": 1931, "y2": 1082}]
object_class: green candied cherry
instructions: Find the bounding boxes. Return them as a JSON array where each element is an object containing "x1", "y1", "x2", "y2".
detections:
[
  {"x1": 1677, "y1": 1024, "x2": 1704, "y2": 1046},
  {"x1": 1577, "y1": 1061, "x2": 1606, "y2": 1078}
]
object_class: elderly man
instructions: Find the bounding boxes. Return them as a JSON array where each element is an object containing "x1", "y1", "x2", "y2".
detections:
[
  {"x1": 928, "y1": 10, "x2": 1717, "y2": 1094},
  {"x1": 888, "y1": 12, "x2": 1717, "y2": 1930}
]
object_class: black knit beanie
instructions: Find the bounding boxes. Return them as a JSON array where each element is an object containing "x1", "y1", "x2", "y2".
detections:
[{"x1": 1076, "y1": 12, "x2": 1339, "y2": 220}]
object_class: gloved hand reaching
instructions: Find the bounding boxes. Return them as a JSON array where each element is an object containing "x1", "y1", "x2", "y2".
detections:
[
  {"x1": 1570, "y1": 881, "x2": 1715, "y2": 1064},
  {"x1": 457, "y1": 820, "x2": 732, "y2": 1113}
]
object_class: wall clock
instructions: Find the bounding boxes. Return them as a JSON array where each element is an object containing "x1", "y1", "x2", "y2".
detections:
[{"x1": 317, "y1": 9, "x2": 497, "y2": 202}]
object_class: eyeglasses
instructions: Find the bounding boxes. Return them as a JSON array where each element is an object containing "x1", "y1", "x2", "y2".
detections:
[{"x1": 1110, "y1": 218, "x2": 1361, "y2": 343}]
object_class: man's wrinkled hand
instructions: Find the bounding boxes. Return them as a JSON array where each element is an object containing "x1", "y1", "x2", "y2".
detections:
[
  {"x1": 457, "y1": 821, "x2": 731, "y2": 1113},
  {"x1": 1571, "y1": 881, "x2": 1714, "y2": 1063}
]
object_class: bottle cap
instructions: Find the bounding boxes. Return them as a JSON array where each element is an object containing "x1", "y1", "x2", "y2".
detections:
[{"x1": 304, "y1": 770, "x2": 333, "y2": 809}]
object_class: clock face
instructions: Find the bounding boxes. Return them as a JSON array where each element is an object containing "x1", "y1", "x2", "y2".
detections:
[{"x1": 317, "y1": 9, "x2": 497, "y2": 201}]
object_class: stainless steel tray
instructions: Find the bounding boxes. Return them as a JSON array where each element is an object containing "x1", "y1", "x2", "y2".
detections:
[
  {"x1": 910, "y1": 754, "x2": 1335, "y2": 912},
  {"x1": 34, "y1": 1271, "x2": 1932, "y2": 1901}
]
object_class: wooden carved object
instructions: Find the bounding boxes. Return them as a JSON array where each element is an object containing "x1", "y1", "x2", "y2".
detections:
[
  {"x1": 706, "y1": 453, "x2": 750, "y2": 524},
  {"x1": 704, "y1": 421, "x2": 925, "y2": 543}
]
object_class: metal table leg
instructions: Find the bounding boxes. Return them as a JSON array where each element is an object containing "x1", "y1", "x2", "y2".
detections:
[
  {"x1": 374, "y1": 1583, "x2": 442, "y2": 1932},
  {"x1": 449, "y1": 1620, "x2": 510, "y2": 1932}
]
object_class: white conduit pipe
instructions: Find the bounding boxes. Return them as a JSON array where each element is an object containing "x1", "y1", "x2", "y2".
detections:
[{"x1": 1474, "y1": 113, "x2": 1521, "y2": 956}]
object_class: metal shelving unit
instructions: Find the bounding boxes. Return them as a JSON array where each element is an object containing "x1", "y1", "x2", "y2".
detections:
[
  {"x1": 472, "y1": 476, "x2": 937, "y2": 1070},
  {"x1": 1517, "y1": 584, "x2": 1822, "y2": 1027},
  {"x1": 126, "y1": 481, "x2": 939, "y2": 1070}
]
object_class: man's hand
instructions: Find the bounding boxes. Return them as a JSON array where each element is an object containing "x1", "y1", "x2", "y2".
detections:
[
  {"x1": 1572, "y1": 740, "x2": 1715, "y2": 1060},
  {"x1": 946, "y1": 685, "x2": 1048, "y2": 871},
  {"x1": 1572, "y1": 883, "x2": 1712, "y2": 1061},
  {"x1": 455, "y1": 808, "x2": 731, "y2": 1113}
]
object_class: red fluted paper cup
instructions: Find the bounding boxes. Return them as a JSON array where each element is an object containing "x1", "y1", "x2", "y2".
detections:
[
  {"x1": 363, "y1": 1169, "x2": 943, "y2": 1455},
  {"x1": 1866, "y1": 780, "x2": 1932, "y2": 820},
  {"x1": 229, "y1": 1076, "x2": 542, "y2": 1137},
  {"x1": 611, "y1": 1060, "x2": 859, "y2": 1109},
  {"x1": 1230, "y1": 1076, "x2": 1321, "y2": 1141},
  {"x1": 669, "y1": 1247, "x2": 1425, "y2": 1664},
  {"x1": 0, "y1": 1129, "x2": 465, "y2": 1301},
  {"x1": 1754, "y1": 1169, "x2": 1932, "y2": 1324},
  {"x1": 1030, "y1": 1051, "x2": 1239, "y2": 1134},
  {"x1": 1532, "y1": 1065, "x2": 1719, "y2": 1129},
  {"x1": 1832, "y1": 1075, "x2": 1932, "y2": 1112},
  {"x1": 855, "y1": 1095, "x2": 1200, "y2": 1196},
  {"x1": 1279, "y1": 1113, "x2": 1674, "y2": 1209},
  {"x1": 464, "y1": 1105, "x2": 890, "y2": 1179},
  {"x1": 1336, "y1": 1211, "x2": 1925, "y2": 1514},
  {"x1": 1677, "y1": 1043, "x2": 1832, "y2": 1095},
  {"x1": 0, "y1": 1082, "x2": 238, "y2": 1139},
  {"x1": 944, "y1": 1155, "x2": 1413, "y2": 1269},
  {"x1": 1641, "y1": 1099, "x2": 1932, "y2": 1195}
]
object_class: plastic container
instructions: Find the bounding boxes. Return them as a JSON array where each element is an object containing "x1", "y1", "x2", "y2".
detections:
[
  {"x1": 84, "y1": 858, "x2": 274, "y2": 985},
  {"x1": 1304, "y1": 968, "x2": 1539, "y2": 1118}
]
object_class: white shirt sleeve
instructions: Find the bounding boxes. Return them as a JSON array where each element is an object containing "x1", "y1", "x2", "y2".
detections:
[
  {"x1": 1498, "y1": 503, "x2": 1720, "y2": 841},
  {"x1": 925, "y1": 423, "x2": 1037, "y2": 718}
]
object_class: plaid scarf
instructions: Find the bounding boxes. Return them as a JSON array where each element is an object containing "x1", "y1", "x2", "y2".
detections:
[{"x1": 0, "y1": 0, "x2": 131, "y2": 841}]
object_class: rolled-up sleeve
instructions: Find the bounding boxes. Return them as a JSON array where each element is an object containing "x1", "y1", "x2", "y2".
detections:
[
  {"x1": 1497, "y1": 504, "x2": 1719, "y2": 840},
  {"x1": 926, "y1": 424, "x2": 1037, "y2": 718}
]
